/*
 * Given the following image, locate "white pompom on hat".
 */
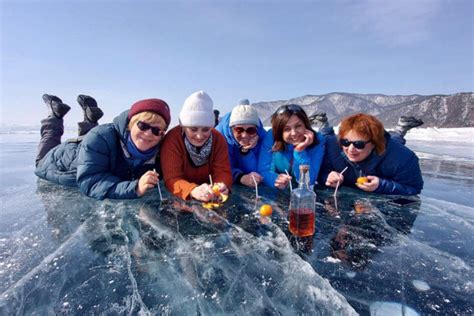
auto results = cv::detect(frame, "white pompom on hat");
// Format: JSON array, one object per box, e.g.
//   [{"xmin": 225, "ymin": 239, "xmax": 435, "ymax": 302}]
[
  {"xmin": 179, "ymin": 90, "xmax": 215, "ymax": 127},
  {"xmin": 229, "ymin": 99, "xmax": 260, "ymax": 127}
]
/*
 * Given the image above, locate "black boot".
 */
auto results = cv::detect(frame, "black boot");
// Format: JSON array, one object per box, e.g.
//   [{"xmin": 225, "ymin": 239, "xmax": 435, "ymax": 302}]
[
  {"xmin": 395, "ymin": 116, "xmax": 424, "ymax": 137},
  {"xmin": 42, "ymin": 94, "xmax": 70, "ymax": 119},
  {"xmin": 77, "ymin": 94, "xmax": 104, "ymax": 124},
  {"xmin": 309, "ymin": 111, "xmax": 329, "ymax": 129}
]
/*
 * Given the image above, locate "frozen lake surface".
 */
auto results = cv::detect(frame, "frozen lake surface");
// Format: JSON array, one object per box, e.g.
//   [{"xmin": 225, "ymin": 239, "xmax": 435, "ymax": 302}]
[{"xmin": 0, "ymin": 128, "xmax": 473, "ymax": 315}]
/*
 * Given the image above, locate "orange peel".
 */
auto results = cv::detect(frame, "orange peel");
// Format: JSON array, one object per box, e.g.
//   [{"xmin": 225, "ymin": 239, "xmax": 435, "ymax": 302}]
[
  {"xmin": 212, "ymin": 185, "xmax": 221, "ymax": 196},
  {"xmin": 202, "ymin": 194, "xmax": 228, "ymax": 209}
]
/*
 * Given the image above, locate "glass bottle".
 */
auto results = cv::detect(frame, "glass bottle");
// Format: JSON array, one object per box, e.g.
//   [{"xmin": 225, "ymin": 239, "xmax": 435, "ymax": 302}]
[{"xmin": 288, "ymin": 165, "xmax": 316, "ymax": 237}]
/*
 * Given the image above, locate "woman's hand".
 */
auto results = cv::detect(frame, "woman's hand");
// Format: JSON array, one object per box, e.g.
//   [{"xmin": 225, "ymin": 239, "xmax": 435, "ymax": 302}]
[
  {"xmin": 325, "ymin": 171, "xmax": 344, "ymax": 188},
  {"xmin": 214, "ymin": 182, "xmax": 229, "ymax": 196},
  {"xmin": 137, "ymin": 170, "xmax": 159, "ymax": 197},
  {"xmin": 274, "ymin": 173, "xmax": 292, "ymax": 190},
  {"xmin": 295, "ymin": 129, "xmax": 314, "ymax": 152},
  {"xmin": 190, "ymin": 183, "xmax": 214, "ymax": 202},
  {"xmin": 356, "ymin": 175, "xmax": 380, "ymax": 192},
  {"xmin": 240, "ymin": 172, "xmax": 263, "ymax": 188}
]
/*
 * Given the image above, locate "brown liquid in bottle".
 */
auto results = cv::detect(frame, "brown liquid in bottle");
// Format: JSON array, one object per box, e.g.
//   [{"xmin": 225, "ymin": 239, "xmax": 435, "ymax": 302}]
[{"xmin": 289, "ymin": 207, "xmax": 315, "ymax": 237}]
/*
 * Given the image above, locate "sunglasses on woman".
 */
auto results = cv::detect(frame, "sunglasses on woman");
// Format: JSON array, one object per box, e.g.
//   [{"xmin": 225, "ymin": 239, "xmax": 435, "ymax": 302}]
[
  {"xmin": 275, "ymin": 104, "xmax": 305, "ymax": 116},
  {"xmin": 137, "ymin": 121, "xmax": 164, "ymax": 136},
  {"xmin": 232, "ymin": 126, "xmax": 258, "ymax": 136},
  {"xmin": 340, "ymin": 139, "xmax": 371, "ymax": 150}
]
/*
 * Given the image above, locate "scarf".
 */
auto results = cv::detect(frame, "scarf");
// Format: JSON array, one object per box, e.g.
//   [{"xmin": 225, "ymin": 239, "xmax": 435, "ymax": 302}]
[
  {"xmin": 126, "ymin": 134, "xmax": 158, "ymax": 168},
  {"xmin": 184, "ymin": 133, "xmax": 213, "ymax": 167}
]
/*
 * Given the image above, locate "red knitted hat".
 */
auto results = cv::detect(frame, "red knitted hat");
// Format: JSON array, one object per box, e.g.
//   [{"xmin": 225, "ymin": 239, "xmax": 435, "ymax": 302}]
[{"xmin": 128, "ymin": 99, "xmax": 171, "ymax": 126}]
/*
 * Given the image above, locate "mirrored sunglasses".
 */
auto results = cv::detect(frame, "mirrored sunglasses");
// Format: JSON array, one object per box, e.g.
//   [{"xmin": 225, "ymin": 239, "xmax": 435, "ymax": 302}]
[
  {"xmin": 137, "ymin": 121, "xmax": 164, "ymax": 136},
  {"xmin": 275, "ymin": 104, "xmax": 304, "ymax": 116},
  {"xmin": 233, "ymin": 126, "xmax": 258, "ymax": 136},
  {"xmin": 340, "ymin": 139, "xmax": 371, "ymax": 150}
]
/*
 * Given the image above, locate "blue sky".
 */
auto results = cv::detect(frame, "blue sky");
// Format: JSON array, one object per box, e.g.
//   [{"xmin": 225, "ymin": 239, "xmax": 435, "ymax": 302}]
[{"xmin": 1, "ymin": 0, "xmax": 472, "ymax": 126}]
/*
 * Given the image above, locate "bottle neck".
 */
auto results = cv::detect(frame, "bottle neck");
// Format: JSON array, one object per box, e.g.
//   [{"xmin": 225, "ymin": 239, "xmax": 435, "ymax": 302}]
[{"xmin": 299, "ymin": 171, "xmax": 309, "ymax": 189}]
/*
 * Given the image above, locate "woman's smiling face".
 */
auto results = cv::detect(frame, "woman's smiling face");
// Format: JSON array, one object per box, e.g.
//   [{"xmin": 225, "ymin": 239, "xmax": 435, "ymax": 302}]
[
  {"xmin": 130, "ymin": 116, "xmax": 166, "ymax": 152},
  {"xmin": 340, "ymin": 130, "xmax": 375, "ymax": 163},
  {"xmin": 183, "ymin": 126, "xmax": 212, "ymax": 147},
  {"xmin": 232, "ymin": 124, "xmax": 258, "ymax": 147},
  {"xmin": 282, "ymin": 115, "xmax": 306, "ymax": 145}
]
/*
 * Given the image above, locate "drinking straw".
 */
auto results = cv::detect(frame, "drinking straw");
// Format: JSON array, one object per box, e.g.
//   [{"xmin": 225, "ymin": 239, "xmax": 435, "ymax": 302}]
[
  {"xmin": 251, "ymin": 174, "xmax": 259, "ymax": 199},
  {"xmin": 285, "ymin": 169, "xmax": 293, "ymax": 192},
  {"xmin": 154, "ymin": 169, "xmax": 163, "ymax": 201},
  {"xmin": 209, "ymin": 174, "xmax": 213, "ymax": 186},
  {"xmin": 333, "ymin": 166, "xmax": 348, "ymax": 197}
]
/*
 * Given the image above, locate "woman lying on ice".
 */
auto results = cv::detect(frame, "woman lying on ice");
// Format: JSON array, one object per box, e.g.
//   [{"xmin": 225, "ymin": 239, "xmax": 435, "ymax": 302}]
[
  {"xmin": 315, "ymin": 113, "xmax": 424, "ymax": 195},
  {"xmin": 160, "ymin": 90, "xmax": 232, "ymax": 202},
  {"xmin": 35, "ymin": 94, "xmax": 171, "ymax": 200},
  {"xmin": 257, "ymin": 104, "xmax": 326, "ymax": 190},
  {"xmin": 215, "ymin": 99, "xmax": 267, "ymax": 188}
]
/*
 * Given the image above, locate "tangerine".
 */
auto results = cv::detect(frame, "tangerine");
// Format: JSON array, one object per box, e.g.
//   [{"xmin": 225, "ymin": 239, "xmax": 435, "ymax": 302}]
[
  {"xmin": 260, "ymin": 204, "xmax": 273, "ymax": 216},
  {"xmin": 356, "ymin": 177, "xmax": 368, "ymax": 184}
]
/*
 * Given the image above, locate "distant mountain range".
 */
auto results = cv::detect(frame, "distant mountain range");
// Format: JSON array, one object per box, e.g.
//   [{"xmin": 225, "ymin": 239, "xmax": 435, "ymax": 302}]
[{"xmin": 252, "ymin": 92, "xmax": 473, "ymax": 128}]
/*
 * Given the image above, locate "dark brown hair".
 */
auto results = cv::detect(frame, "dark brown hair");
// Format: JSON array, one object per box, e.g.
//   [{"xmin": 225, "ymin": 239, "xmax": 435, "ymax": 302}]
[
  {"xmin": 271, "ymin": 104, "xmax": 318, "ymax": 152},
  {"xmin": 338, "ymin": 113, "xmax": 385, "ymax": 155}
]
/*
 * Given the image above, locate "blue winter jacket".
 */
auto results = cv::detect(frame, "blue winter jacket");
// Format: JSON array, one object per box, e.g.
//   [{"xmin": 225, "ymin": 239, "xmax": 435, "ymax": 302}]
[
  {"xmin": 215, "ymin": 112, "xmax": 267, "ymax": 183},
  {"xmin": 36, "ymin": 110, "xmax": 159, "ymax": 200},
  {"xmin": 35, "ymin": 139, "xmax": 81, "ymax": 187},
  {"xmin": 258, "ymin": 130, "xmax": 326, "ymax": 188},
  {"xmin": 318, "ymin": 132, "xmax": 423, "ymax": 195}
]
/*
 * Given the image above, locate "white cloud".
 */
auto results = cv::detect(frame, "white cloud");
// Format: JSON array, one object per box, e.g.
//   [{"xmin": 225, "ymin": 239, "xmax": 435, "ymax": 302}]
[{"xmin": 350, "ymin": 0, "xmax": 442, "ymax": 45}]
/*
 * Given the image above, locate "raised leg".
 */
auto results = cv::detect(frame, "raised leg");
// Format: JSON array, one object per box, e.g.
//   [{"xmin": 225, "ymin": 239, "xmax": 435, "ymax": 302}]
[
  {"xmin": 35, "ymin": 94, "xmax": 71, "ymax": 166},
  {"xmin": 392, "ymin": 116, "xmax": 424, "ymax": 144},
  {"xmin": 77, "ymin": 94, "xmax": 104, "ymax": 136},
  {"xmin": 309, "ymin": 111, "xmax": 335, "ymax": 136}
]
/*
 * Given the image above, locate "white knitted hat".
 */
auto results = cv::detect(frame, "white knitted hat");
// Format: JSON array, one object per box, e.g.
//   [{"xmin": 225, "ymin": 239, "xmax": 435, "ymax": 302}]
[
  {"xmin": 179, "ymin": 90, "xmax": 214, "ymax": 127},
  {"xmin": 229, "ymin": 99, "xmax": 259, "ymax": 127}
]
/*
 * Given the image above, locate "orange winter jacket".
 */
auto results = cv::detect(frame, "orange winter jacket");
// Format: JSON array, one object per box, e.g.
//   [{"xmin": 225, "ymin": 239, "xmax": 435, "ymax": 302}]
[{"xmin": 160, "ymin": 126, "xmax": 233, "ymax": 200}]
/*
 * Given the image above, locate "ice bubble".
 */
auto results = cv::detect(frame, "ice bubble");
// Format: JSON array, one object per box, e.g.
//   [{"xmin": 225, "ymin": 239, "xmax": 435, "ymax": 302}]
[
  {"xmin": 369, "ymin": 301, "xmax": 419, "ymax": 316},
  {"xmin": 324, "ymin": 256, "xmax": 341, "ymax": 263},
  {"xmin": 346, "ymin": 272, "xmax": 356, "ymax": 278},
  {"xmin": 203, "ymin": 241, "xmax": 213, "ymax": 248},
  {"xmin": 412, "ymin": 280, "xmax": 430, "ymax": 291}
]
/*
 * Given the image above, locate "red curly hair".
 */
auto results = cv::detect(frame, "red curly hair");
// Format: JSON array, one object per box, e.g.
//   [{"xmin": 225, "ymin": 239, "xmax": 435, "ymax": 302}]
[{"xmin": 338, "ymin": 113, "xmax": 386, "ymax": 155}]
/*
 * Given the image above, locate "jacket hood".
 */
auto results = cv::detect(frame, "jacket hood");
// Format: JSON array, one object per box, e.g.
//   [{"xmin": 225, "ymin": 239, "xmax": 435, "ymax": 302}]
[
  {"xmin": 217, "ymin": 112, "xmax": 266, "ymax": 147},
  {"xmin": 113, "ymin": 110, "xmax": 131, "ymax": 142}
]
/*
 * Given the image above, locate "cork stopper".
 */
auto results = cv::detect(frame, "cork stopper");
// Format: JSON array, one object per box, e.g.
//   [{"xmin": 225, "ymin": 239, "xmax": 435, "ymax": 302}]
[{"xmin": 299, "ymin": 165, "xmax": 309, "ymax": 174}]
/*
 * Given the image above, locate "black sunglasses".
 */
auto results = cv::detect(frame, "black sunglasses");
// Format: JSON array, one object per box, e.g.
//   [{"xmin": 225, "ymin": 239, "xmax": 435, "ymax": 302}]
[
  {"xmin": 233, "ymin": 126, "xmax": 258, "ymax": 136},
  {"xmin": 137, "ymin": 121, "xmax": 164, "ymax": 136},
  {"xmin": 275, "ymin": 104, "xmax": 305, "ymax": 116},
  {"xmin": 340, "ymin": 139, "xmax": 371, "ymax": 150}
]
